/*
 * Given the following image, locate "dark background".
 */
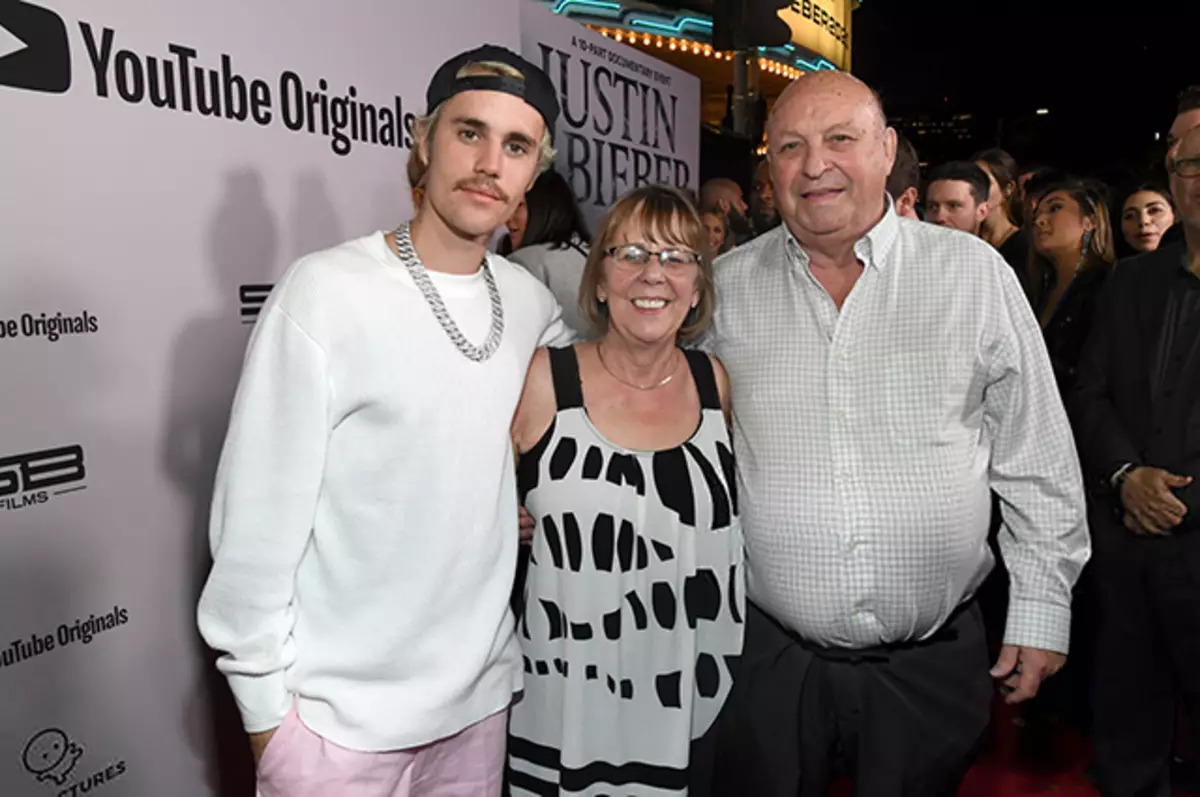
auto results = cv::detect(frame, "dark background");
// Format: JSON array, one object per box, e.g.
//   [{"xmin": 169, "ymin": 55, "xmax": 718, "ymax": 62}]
[
  {"xmin": 677, "ymin": 0, "xmax": 1199, "ymax": 185},
  {"xmin": 853, "ymin": 1, "xmax": 1198, "ymax": 182}
]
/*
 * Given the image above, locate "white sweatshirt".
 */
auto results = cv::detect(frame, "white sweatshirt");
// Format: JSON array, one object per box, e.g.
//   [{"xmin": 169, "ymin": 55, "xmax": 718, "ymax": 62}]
[{"xmin": 197, "ymin": 231, "xmax": 571, "ymax": 751}]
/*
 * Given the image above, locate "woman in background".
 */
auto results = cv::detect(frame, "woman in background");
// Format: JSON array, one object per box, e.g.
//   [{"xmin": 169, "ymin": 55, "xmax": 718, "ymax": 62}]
[
  {"xmin": 1022, "ymin": 182, "xmax": 1116, "ymax": 761},
  {"xmin": 508, "ymin": 170, "xmax": 593, "ymax": 338},
  {"xmin": 699, "ymin": 207, "xmax": 731, "ymax": 258},
  {"xmin": 1117, "ymin": 184, "xmax": 1176, "ymax": 257},
  {"xmin": 498, "ymin": 198, "xmax": 529, "ymax": 255},
  {"xmin": 973, "ymin": 148, "xmax": 1030, "ymax": 282},
  {"xmin": 1029, "ymin": 181, "xmax": 1116, "ymax": 394}
]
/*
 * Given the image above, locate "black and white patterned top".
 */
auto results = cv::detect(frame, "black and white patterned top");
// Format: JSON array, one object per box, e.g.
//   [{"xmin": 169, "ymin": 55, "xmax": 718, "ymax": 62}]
[{"xmin": 508, "ymin": 346, "xmax": 745, "ymax": 796}]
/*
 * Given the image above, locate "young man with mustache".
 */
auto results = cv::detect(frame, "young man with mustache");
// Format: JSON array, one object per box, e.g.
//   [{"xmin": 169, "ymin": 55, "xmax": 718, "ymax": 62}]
[{"xmin": 197, "ymin": 45, "xmax": 572, "ymax": 797}]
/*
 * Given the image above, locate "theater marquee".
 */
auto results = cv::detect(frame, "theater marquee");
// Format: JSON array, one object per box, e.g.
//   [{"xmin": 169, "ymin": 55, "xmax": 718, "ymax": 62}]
[{"xmin": 779, "ymin": 0, "xmax": 853, "ymax": 71}]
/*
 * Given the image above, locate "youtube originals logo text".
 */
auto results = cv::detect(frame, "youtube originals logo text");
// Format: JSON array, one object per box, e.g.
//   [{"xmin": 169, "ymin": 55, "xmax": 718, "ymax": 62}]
[
  {"xmin": 2, "ymin": 4, "xmax": 418, "ymax": 156},
  {"xmin": 0, "ymin": 310, "xmax": 99, "ymax": 343},
  {"xmin": 0, "ymin": 445, "xmax": 86, "ymax": 512}
]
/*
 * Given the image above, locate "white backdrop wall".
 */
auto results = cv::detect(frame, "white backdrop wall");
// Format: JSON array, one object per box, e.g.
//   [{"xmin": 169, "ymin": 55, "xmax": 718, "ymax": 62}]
[
  {"xmin": 1, "ymin": 2, "xmax": 698, "ymax": 795},
  {"xmin": 520, "ymin": 3, "xmax": 700, "ymax": 234},
  {"xmin": 0, "ymin": 1, "xmax": 520, "ymax": 795}
]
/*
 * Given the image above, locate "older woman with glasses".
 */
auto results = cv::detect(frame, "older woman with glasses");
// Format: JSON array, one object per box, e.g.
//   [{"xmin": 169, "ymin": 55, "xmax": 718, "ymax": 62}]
[{"xmin": 506, "ymin": 185, "xmax": 744, "ymax": 796}]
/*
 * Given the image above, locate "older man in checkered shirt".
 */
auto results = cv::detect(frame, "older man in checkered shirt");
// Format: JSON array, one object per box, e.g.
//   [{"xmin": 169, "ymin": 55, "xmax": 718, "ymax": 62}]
[{"xmin": 700, "ymin": 72, "xmax": 1090, "ymax": 796}]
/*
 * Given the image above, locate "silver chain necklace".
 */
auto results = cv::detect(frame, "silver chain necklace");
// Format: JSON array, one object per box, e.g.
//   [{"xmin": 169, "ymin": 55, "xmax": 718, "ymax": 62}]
[{"xmin": 391, "ymin": 221, "xmax": 504, "ymax": 363}]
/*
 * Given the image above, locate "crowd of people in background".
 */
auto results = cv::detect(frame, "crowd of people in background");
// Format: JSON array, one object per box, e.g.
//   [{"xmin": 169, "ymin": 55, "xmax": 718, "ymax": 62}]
[
  {"xmin": 198, "ymin": 37, "xmax": 1200, "ymax": 797},
  {"xmin": 483, "ymin": 80, "xmax": 1200, "ymax": 796}
]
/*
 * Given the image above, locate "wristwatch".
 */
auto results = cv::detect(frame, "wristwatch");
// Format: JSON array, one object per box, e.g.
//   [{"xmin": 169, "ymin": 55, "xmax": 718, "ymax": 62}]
[{"xmin": 1111, "ymin": 462, "xmax": 1138, "ymax": 496}]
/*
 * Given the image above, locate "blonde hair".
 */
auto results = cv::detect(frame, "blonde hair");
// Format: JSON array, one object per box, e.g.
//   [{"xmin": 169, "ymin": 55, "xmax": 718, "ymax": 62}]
[
  {"xmin": 578, "ymin": 185, "xmax": 716, "ymax": 343},
  {"xmin": 407, "ymin": 60, "xmax": 556, "ymax": 181}
]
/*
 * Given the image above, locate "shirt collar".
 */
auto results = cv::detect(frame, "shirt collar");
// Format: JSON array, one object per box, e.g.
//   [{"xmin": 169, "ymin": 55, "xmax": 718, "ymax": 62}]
[{"xmin": 780, "ymin": 193, "xmax": 901, "ymax": 271}]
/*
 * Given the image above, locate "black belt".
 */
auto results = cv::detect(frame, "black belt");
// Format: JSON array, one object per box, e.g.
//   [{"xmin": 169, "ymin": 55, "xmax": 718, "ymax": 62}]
[{"xmin": 760, "ymin": 600, "xmax": 973, "ymax": 664}]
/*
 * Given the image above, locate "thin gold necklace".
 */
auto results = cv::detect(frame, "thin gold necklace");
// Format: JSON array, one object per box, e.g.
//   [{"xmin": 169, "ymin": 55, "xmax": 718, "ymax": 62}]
[{"xmin": 596, "ymin": 343, "xmax": 680, "ymax": 391}]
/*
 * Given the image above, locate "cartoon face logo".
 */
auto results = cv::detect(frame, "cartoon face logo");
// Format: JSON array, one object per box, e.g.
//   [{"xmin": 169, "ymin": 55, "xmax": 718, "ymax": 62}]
[{"xmin": 22, "ymin": 728, "xmax": 83, "ymax": 786}]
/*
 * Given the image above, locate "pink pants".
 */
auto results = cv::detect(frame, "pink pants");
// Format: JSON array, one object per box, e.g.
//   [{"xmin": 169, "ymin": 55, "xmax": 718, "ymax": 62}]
[{"xmin": 255, "ymin": 706, "xmax": 507, "ymax": 797}]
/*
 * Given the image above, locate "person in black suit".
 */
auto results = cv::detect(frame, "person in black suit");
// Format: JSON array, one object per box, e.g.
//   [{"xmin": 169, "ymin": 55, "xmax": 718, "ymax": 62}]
[{"xmin": 1074, "ymin": 109, "xmax": 1200, "ymax": 797}]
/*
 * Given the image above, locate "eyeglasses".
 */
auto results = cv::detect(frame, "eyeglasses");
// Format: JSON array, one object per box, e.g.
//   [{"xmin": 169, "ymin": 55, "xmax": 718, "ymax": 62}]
[
  {"xmin": 605, "ymin": 243, "xmax": 700, "ymax": 271},
  {"xmin": 1169, "ymin": 156, "xmax": 1200, "ymax": 178}
]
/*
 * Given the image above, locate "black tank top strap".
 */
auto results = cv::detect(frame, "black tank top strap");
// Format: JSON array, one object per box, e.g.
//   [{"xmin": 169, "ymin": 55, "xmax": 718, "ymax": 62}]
[
  {"xmin": 547, "ymin": 345, "xmax": 584, "ymax": 411},
  {"xmin": 683, "ymin": 349, "xmax": 721, "ymax": 411}
]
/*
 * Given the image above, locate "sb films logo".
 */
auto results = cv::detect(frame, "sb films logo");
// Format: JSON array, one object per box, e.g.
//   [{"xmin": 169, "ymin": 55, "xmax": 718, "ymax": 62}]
[
  {"xmin": 239, "ymin": 284, "xmax": 273, "ymax": 325},
  {"xmin": 0, "ymin": 1, "xmax": 70, "ymax": 94},
  {"xmin": 22, "ymin": 728, "xmax": 127, "ymax": 796},
  {"xmin": 0, "ymin": 444, "xmax": 86, "ymax": 512}
]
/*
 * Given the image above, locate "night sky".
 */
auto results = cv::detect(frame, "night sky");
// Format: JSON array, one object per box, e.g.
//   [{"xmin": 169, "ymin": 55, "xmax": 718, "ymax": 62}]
[{"xmin": 850, "ymin": 0, "xmax": 1198, "ymax": 179}]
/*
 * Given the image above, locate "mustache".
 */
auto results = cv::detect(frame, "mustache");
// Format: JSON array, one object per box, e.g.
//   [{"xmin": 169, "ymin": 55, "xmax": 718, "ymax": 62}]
[{"xmin": 454, "ymin": 177, "xmax": 509, "ymax": 203}]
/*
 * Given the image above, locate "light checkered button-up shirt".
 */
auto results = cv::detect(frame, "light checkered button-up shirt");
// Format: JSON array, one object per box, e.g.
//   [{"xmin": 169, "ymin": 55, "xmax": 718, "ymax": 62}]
[{"xmin": 703, "ymin": 203, "xmax": 1090, "ymax": 654}]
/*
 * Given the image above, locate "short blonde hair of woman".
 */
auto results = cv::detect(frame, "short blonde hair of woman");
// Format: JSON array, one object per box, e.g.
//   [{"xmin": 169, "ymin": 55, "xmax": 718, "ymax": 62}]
[
  {"xmin": 405, "ymin": 61, "xmax": 556, "ymax": 185},
  {"xmin": 578, "ymin": 185, "xmax": 716, "ymax": 343}
]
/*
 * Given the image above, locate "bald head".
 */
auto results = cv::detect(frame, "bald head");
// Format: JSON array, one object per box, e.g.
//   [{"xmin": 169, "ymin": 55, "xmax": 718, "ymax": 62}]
[
  {"xmin": 768, "ymin": 72, "xmax": 886, "ymax": 142},
  {"xmin": 700, "ymin": 178, "xmax": 741, "ymax": 206},
  {"xmin": 700, "ymin": 178, "xmax": 748, "ymax": 219},
  {"xmin": 763, "ymin": 70, "xmax": 897, "ymax": 254}
]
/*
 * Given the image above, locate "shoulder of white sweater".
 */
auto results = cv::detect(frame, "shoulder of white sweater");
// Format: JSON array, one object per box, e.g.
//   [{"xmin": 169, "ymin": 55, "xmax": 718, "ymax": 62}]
[
  {"xmin": 489, "ymin": 251, "xmax": 557, "ymax": 304},
  {"xmin": 262, "ymin": 234, "xmax": 384, "ymax": 334},
  {"xmin": 274, "ymin": 233, "xmax": 380, "ymax": 293}
]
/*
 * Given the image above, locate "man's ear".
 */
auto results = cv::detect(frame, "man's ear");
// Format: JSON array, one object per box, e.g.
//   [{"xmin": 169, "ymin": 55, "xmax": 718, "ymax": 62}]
[
  {"xmin": 882, "ymin": 126, "xmax": 898, "ymax": 173},
  {"xmin": 416, "ymin": 122, "xmax": 432, "ymax": 171}
]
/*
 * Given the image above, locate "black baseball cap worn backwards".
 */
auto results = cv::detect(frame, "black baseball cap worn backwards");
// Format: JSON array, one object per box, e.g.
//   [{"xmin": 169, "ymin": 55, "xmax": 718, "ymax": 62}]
[{"xmin": 425, "ymin": 45, "xmax": 560, "ymax": 138}]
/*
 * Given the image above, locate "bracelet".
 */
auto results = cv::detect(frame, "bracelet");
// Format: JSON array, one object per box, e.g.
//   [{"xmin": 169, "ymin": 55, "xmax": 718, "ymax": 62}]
[{"xmin": 1110, "ymin": 462, "xmax": 1137, "ymax": 490}]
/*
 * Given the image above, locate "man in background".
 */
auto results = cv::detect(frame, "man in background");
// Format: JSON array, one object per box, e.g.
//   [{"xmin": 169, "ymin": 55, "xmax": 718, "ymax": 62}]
[
  {"xmin": 1077, "ymin": 111, "xmax": 1200, "ymax": 797},
  {"xmin": 750, "ymin": 158, "xmax": 781, "ymax": 233},
  {"xmin": 925, "ymin": 161, "xmax": 991, "ymax": 236},
  {"xmin": 886, "ymin": 130, "xmax": 921, "ymax": 220},
  {"xmin": 700, "ymin": 177, "xmax": 755, "ymax": 245}
]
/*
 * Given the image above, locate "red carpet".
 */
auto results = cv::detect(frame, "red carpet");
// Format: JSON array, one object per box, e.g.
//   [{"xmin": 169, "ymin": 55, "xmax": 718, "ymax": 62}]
[{"xmin": 827, "ymin": 699, "xmax": 1191, "ymax": 796}]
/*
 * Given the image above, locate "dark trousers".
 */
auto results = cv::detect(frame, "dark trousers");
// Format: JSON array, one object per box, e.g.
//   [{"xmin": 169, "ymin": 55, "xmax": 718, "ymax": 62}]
[
  {"xmin": 705, "ymin": 601, "xmax": 992, "ymax": 797},
  {"xmin": 1093, "ymin": 522, "xmax": 1200, "ymax": 797}
]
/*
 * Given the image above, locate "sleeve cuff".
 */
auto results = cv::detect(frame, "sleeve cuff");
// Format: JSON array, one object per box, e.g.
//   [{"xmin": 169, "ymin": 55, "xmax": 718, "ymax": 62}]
[
  {"xmin": 1002, "ymin": 598, "xmax": 1072, "ymax": 655},
  {"xmin": 223, "ymin": 670, "xmax": 291, "ymax": 734}
]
